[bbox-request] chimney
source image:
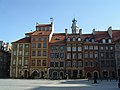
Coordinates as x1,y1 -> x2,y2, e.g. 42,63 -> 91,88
65,28 -> 68,35
79,29 -> 82,35
107,26 -> 112,38
92,28 -> 96,35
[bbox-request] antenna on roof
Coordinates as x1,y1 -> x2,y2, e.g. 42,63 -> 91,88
50,17 -> 53,24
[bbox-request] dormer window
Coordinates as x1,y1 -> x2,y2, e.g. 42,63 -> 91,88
67,38 -> 70,41
91,39 -> 94,42
108,39 -> 111,43
102,39 -> 106,43
78,37 -> 81,41
85,38 -> 89,42
73,37 -> 76,41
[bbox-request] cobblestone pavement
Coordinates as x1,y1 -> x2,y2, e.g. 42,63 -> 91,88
0,79 -> 119,90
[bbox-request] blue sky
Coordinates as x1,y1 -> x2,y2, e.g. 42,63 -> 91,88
0,0 -> 120,43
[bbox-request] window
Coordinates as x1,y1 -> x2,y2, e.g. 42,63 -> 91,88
95,62 -> 98,67
18,59 -> 22,65
101,53 -> 104,58
110,46 -> 113,50
38,43 -> 41,48
78,53 -> 82,59
73,37 -> 76,41
13,51 -> 16,55
25,44 -> 29,48
84,46 -> 88,50
43,51 -> 46,56
19,51 -> 22,55
32,43 -> 36,48
73,53 -> 77,59
32,60 -> 35,66
91,39 -> 94,42
67,53 -> 71,59
89,46 -> 93,50
85,62 -> 88,66
78,37 -> 81,41
32,38 -> 36,41
43,43 -> 47,48
85,38 -> 89,42
78,47 -> 82,51
78,61 -> 82,67
19,44 -> 23,48
67,47 -> 71,51
85,52 -> 88,58
50,62 -> 54,67
102,39 -> 106,43
55,62 -> 59,67
50,53 -> 54,58
66,61 -> 71,67
60,46 -> 64,50
43,60 -> 46,66
60,62 -> 64,67
32,51 -> 36,56
13,59 -> 16,65
25,51 -> 29,56
60,53 -> 64,58
90,62 -> 93,66
94,46 -> 98,50
105,46 -> 108,50
90,52 -> 93,58
38,38 -> 41,41
37,60 -> 41,66
72,47 -> 76,51
100,46 -> 103,50
13,44 -> 17,48
37,51 -> 41,56
67,44 -> 71,46
94,52 -> 98,59
55,46 -> 59,50
108,39 -> 111,43
72,61 -> 76,67
67,38 -> 70,41
55,53 -> 59,58
25,59 -> 28,65
44,38 -> 47,41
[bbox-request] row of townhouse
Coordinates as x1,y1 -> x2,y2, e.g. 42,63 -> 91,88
10,18 -> 120,79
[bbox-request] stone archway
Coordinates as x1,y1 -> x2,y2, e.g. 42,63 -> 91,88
93,71 -> 99,79
59,71 -> 64,79
86,72 -> 91,78
52,71 -> 58,79
103,71 -> 108,78
31,70 -> 39,78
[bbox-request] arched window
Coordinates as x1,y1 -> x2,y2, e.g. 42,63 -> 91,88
73,37 -> 76,41
78,37 -> 81,41
67,37 -> 70,41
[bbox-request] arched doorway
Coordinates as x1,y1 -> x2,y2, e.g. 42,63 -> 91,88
93,72 -> 98,79
103,71 -> 108,78
52,71 -> 58,79
86,72 -> 91,78
112,71 -> 115,78
24,70 -> 28,78
31,70 -> 39,78
59,71 -> 64,79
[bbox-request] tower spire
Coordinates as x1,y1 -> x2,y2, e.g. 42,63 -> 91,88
71,17 -> 79,34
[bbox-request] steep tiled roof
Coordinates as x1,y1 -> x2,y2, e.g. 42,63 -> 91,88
81,34 -> 94,40
95,31 -> 110,41
112,30 -> 120,41
32,30 -> 52,35
25,31 -> 34,35
12,37 -> 30,43
50,33 -> 65,43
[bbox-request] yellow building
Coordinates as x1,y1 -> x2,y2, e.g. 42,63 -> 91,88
10,38 -> 30,78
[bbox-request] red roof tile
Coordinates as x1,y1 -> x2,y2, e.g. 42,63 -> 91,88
50,33 -> 65,43
12,37 -> 30,43
112,30 -> 120,41
95,31 -> 110,41
32,30 -> 52,36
